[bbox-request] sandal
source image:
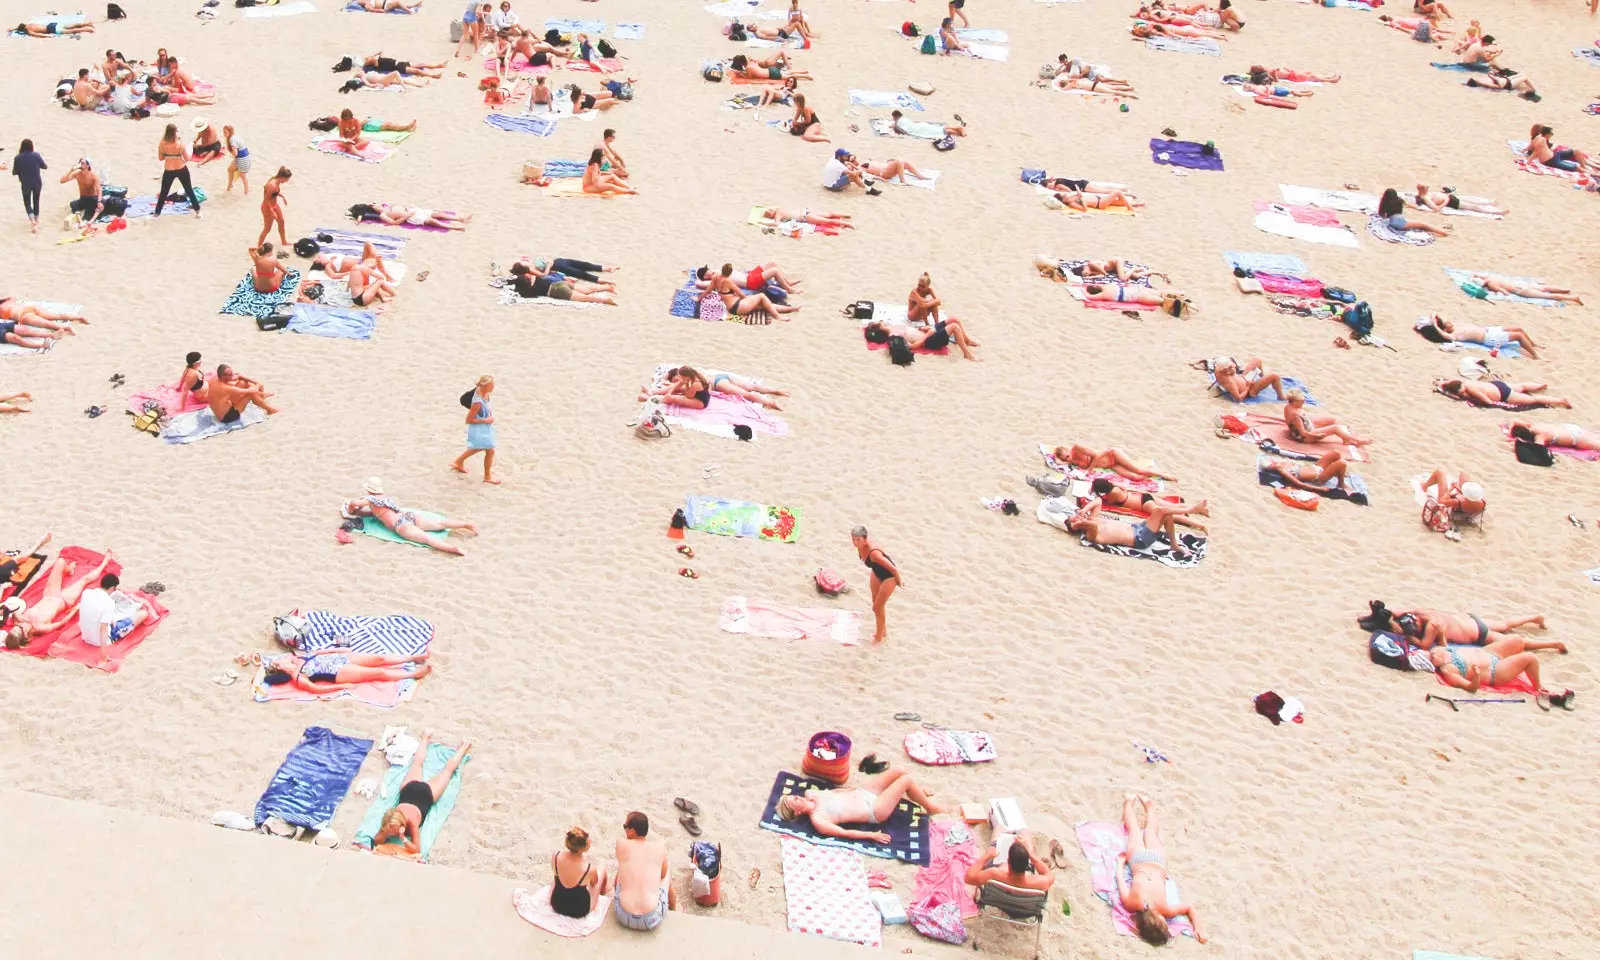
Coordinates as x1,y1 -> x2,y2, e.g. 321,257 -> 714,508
893,711 -> 922,722
677,544 -> 695,558
84,405 -> 104,418
335,529 -> 354,544
678,567 -> 698,579
211,670 -> 239,686
1333,337 -> 1351,350
679,813 -> 703,836
748,867 -> 761,888
415,270 -> 430,282
674,796 -> 701,816
1048,838 -> 1069,870
233,652 -> 255,667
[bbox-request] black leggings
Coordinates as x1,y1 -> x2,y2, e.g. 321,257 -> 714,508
19,183 -> 40,219
551,258 -> 603,283
154,167 -> 200,215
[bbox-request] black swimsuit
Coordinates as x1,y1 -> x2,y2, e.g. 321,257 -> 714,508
864,548 -> 897,582
396,779 -> 436,823
550,855 -> 594,918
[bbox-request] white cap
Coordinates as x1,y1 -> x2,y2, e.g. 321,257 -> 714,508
191,117 -> 209,130
1459,481 -> 1485,502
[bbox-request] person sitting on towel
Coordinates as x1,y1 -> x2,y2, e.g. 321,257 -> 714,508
614,811 -> 675,931
1054,443 -> 1175,481
208,363 -> 281,425
1068,497 -> 1208,558
1430,641 -> 1572,711
260,649 -> 432,693
1261,450 -> 1351,492
937,17 -> 968,55
1088,479 -> 1206,527
1391,609 -> 1556,651
1283,389 -> 1372,446
318,110 -> 417,156
2,550 -> 143,651
1419,468 -> 1487,523
1209,356 -> 1286,401
964,829 -> 1055,892
1418,314 -> 1537,357
70,69 -> 109,110
775,767 -> 946,844
369,731 -> 472,855
1116,794 -> 1209,944
248,243 -> 287,294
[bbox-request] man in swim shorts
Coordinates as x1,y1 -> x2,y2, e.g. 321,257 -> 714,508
208,363 -> 281,424
614,812 -> 674,931
1391,609 -> 1554,650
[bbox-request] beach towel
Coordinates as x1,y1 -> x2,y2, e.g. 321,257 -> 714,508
317,261 -> 407,309
658,394 -> 788,438
1254,211 -> 1359,247
2,546 -> 169,672
613,23 -> 645,40
1368,215 -> 1435,246
1444,268 -> 1566,307
1431,60 -> 1491,72
311,137 -> 395,163
0,300 -> 80,357
719,596 -> 862,644
287,304 -> 377,340
161,405 -> 268,444
1258,455 -> 1369,505
357,512 -> 453,549
1036,498 -> 1208,567
1076,821 -> 1196,940
531,177 -> 626,199
1224,251 -> 1306,275
848,89 -> 924,111
904,729 -> 996,765
542,160 -> 589,180
871,116 -> 947,139
545,17 -> 603,33
1500,423 -> 1600,461
512,886 -> 611,938
1038,443 -> 1165,493
1150,138 -> 1223,171
124,378 -> 209,418
782,837 -> 882,947
745,35 -> 803,48
1278,184 -> 1377,213
251,608 -> 433,707
684,496 -> 800,542
353,742 -> 469,861
882,170 -> 940,191
1233,413 -> 1371,462
912,820 -> 980,920
345,0 -> 415,11
220,269 -> 301,319
98,192 -> 200,221
1214,375 -> 1315,405
1252,272 -> 1324,297
245,1 -> 317,16
254,726 -> 373,829
1143,35 -> 1220,56
1506,140 -> 1592,184
483,113 -> 557,136
1575,48 -> 1600,66
1252,200 -> 1342,227
761,771 -> 930,864
309,227 -> 407,259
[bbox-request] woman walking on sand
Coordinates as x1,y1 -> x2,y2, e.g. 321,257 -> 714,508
258,167 -> 291,248
224,125 -> 251,194
12,138 -> 46,234
452,375 -> 501,484
153,124 -> 202,218
852,526 -> 901,643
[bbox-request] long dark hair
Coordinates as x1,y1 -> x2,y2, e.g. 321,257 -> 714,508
19,138 -> 33,153
1377,188 -> 1404,218
587,148 -> 605,166
1415,319 -> 1448,343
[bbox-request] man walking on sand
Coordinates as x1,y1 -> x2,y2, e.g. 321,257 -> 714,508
614,811 -> 674,931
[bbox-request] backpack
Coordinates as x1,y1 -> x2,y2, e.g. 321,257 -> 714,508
919,35 -> 937,55
1411,21 -> 1432,42
814,569 -> 849,597
901,21 -> 920,37
848,300 -> 874,320
293,237 -> 319,258
99,196 -> 128,218
1342,301 -> 1374,338
702,63 -> 724,83
273,614 -> 308,648
1368,631 -> 1420,671
887,336 -> 916,366
1322,286 -> 1357,304
933,135 -> 955,152
1514,440 -> 1554,467
597,39 -> 616,58
1020,168 -> 1046,184
544,28 -> 562,44
106,2 -> 127,18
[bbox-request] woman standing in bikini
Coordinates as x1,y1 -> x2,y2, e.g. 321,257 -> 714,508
153,124 -> 202,219
369,731 -> 473,856
1115,795 -> 1208,945
852,526 -> 900,643
258,167 -> 290,248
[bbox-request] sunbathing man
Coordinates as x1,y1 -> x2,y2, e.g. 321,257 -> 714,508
1419,468 -> 1486,524
369,731 -> 472,855
1083,283 -> 1168,306
362,53 -> 445,78
615,812 -> 675,932
345,479 -> 478,555
776,767 -> 945,843
260,649 -> 433,694
729,53 -> 813,82
1430,642 -> 1573,711
71,69 -> 109,109
1208,356 -> 1286,401
248,244 -> 287,294
15,20 -> 94,37
517,256 -> 618,287
1509,422 -> 1600,450
1468,272 -> 1583,304
734,261 -> 801,295
756,206 -> 854,230
965,830 -> 1056,892
1414,186 -> 1507,217
1116,795 -> 1209,945
209,364 -> 280,424
1088,478 -> 1205,527
1437,377 -> 1570,410
890,109 -> 966,138
864,315 -> 983,361
1055,443 -> 1174,481
1392,609 -> 1555,650
1069,498 -> 1208,558
2,551 -> 114,650
508,261 -> 618,305
1284,389 -> 1372,446
1262,450 -> 1351,492
698,264 -> 799,319
1526,125 -> 1599,173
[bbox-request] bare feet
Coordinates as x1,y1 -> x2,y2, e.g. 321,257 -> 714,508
483,477 -> 502,485
1193,499 -> 1212,518
451,463 -> 468,474
412,664 -> 434,679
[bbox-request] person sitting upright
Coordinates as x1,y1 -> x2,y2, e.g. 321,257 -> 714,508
550,826 -> 610,918
776,767 -> 946,843
1209,356 -> 1285,401
71,68 -> 109,109
965,830 -> 1056,892
1284,389 -> 1371,446
209,363 -> 281,424
614,812 -> 675,932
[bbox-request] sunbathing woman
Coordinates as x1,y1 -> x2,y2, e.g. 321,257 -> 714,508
1464,71 -> 1540,101
1509,422 -> 1600,450
1054,74 -> 1139,97
369,731 -> 472,856
639,366 -> 712,410
1285,389 -> 1371,446
261,650 -> 432,694
729,53 -> 813,82
14,20 -> 94,36
1210,356 -> 1285,400
698,264 -> 799,318
757,76 -> 799,110
776,766 -> 944,842
1089,478 -> 1206,528
1378,14 -> 1452,36
370,203 -> 471,231
359,0 -> 424,11
1438,378 -> 1570,409
348,260 -> 398,306
1116,795 -> 1209,945
0,391 -> 32,414
1054,443 -> 1175,481
361,69 -> 430,90
362,53 -> 445,78
742,21 -> 796,42
0,299 -> 87,327
1468,273 -> 1583,304
2,551 -> 115,650
1430,642 -> 1572,711
508,262 -> 618,304
1131,21 -> 1228,40
755,207 -> 854,230
1414,185 -> 1506,217
0,301 -> 82,343
707,369 -> 788,409
1263,450 -> 1351,492
1069,498 -> 1208,559
1378,188 -> 1449,237
789,93 -> 827,142
312,241 -> 393,283
1254,65 -> 1339,83
248,244 -> 287,294
1057,188 -> 1143,212
1083,283 -> 1167,306
582,149 -> 637,196
865,316 -> 982,361
345,481 -> 477,556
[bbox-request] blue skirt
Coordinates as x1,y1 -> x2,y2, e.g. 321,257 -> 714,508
466,423 -> 496,450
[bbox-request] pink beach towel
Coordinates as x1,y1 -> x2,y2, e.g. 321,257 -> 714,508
1252,200 -> 1342,227
566,57 -> 625,73
1500,424 -> 1600,461
1040,445 -> 1165,492
1255,273 -> 1326,297
1,546 -> 168,673
511,885 -> 611,938
482,54 -> 553,74
782,837 -> 883,948
1514,156 -> 1591,185
1075,821 -> 1196,940
666,395 -> 789,436
1082,294 -> 1156,313
1239,413 -> 1371,462
125,378 -> 209,417
312,138 -> 395,163
912,820 -> 980,919
718,596 -> 862,644
904,729 -> 997,765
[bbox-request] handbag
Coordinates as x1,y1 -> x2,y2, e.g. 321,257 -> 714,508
1161,293 -> 1193,318
847,300 -> 874,320
634,409 -> 671,440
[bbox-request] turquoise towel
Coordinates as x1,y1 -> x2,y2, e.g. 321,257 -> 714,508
354,743 -> 470,861
359,512 -> 448,548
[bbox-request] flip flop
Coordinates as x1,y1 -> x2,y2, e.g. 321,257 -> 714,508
415,270 -> 430,282
748,867 -> 761,888
674,796 -> 701,816
677,544 -> 695,558
335,529 -> 354,544
679,814 -> 703,836
1048,838 -> 1069,870
211,670 -> 238,686
893,711 -> 921,722
84,405 -> 104,418
678,567 -> 698,579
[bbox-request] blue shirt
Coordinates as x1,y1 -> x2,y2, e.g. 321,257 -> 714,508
11,151 -> 47,189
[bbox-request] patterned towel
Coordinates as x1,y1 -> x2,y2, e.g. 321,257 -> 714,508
1143,35 -> 1220,56
254,726 -> 373,829
1368,214 -> 1435,246
1035,498 -> 1208,568
310,137 -> 396,163
1506,140 -> 1591,184
250,609 -> 433,707
220,270 -> 301,318
512,886 -> 610,938
760,771 -> 931,864
904,729 -> 996,765
309,227 -> 408,259
484,114 -> 557,136
783,838 -> 882,947
1076,821 -> 1197,939
684,496 -> 800,541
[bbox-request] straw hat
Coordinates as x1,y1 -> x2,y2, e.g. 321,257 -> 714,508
191,116 -> 210,131
364,477 -> 384,496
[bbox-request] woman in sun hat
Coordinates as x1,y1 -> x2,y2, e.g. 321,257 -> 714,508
344,478 -> 478,555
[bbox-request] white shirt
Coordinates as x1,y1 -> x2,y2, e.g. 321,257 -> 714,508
490,8 -> 517,29
77,587 -> 116,646
821,157 -> 849,188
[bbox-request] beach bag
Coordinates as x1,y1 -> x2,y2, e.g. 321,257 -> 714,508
1039,63 -> 1057,80
802,731 -> 852,784
907,896 -> 968,946
1020,168 -> 1046,184
1322,286 -> 1357,303
273,614 -> 308,648
293,237 -> 319,258
131,399 -> 166,435
1342,301 -> 1374,338
257,308 -> 291,332
459,389 -> 477,409
1161,293 -> 1193,318
301,282 -> 324,303
728,21 -> 747,41
1368,632 -> 1416,671
1514,440 -> 1554,467
101,185 -> 128,199
887,336 -> 916,365
848,300 -> 874,320
1421,497 -> 1453,532
669,287 -> 699,318
933,135 -> 956,152
544,28 -> 562,44
1460,280 -> 1489,299
634,409 -> 671,440
919,35 -> 937,55
814,568 -> 848,597
698,292 -> 727,322
519,160 -> 542,183
901,21 -> 920,37
449,19 -> 463,42
611,81 -> 635,101
702,63 -> 724,82
107,3 -> 127,19
235,0 -> 257,6
99,197 -> 128,217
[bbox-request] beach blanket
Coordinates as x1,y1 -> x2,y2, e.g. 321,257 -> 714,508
760,771 -> 930,864
1036,498 -> 1208,567
97,192 -> 201,221
1431,60 -> 1491,72
545,17 -> 603,33
1143,35 -> 1220,56
1150,138 -> 1223,171
254,726 -> 373,829
0,300 -> 77,357
484,113 -> 557,137
251,609 -> 433,707
1500,423 -> 1600,461
1224,251 -> 1306,275
870,116 -> 947,139
541,158 -> 588,179
1575,48 -> 1600,66
782,837 -> 882,947
345,0 -> 415,11
1038,443 -> 1164,493
1444,268 -> 1566,307
1252,200 -> 1341,227
913,821 -> 980,920
529,177 -> 627,199
358,512 -> 452,549
354,742 -> 468,861
311,137 -> 395,163
1254,211 -> 1358,247
1232,413 -> 1370,462
1,546 -> 169,671
719,596 -> 861,644
919,33 -> 1009,60
1279,184 -> 1376,213
220,269 -> 301,319
1252,272 -> 1324,297
1258,456 -> 1369,505
656,394 -> 788,439
1368,215 -> 1435,246
245,1 -> 318,15
317,261 -> 407,309
1214,375 -> 1315,405
287,304 -> 377,339
848,89 -> 923,111
512,886 -> 611,938
1076,821 -> 1196,940
125,379 -> 209,418
684,496 -> 799,542
161,405 -> 268,444
904,729 -> 996,765
614,23 -> 645,40
309,227 -> 407,259
1506,140 -> 1591,184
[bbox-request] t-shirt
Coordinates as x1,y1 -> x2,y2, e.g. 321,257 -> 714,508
489,9 -> 517,29
77,587 -> 116,646
820,157 -> 849,188
11,151 -> 47,189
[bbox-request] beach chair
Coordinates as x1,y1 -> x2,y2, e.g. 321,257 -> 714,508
974,880 -> 1048,958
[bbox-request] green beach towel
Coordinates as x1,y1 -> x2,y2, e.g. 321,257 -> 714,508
359,512 -> 448,548
354,743 -> 470,861
684,496 -> 800,542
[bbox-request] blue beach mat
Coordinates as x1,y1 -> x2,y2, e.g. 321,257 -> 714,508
254,726 -> 373,829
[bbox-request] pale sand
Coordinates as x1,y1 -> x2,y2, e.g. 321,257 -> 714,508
0,0 -> 1597,958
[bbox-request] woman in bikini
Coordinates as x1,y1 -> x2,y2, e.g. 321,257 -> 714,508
1509,422 -> 1600,451
224,125 -> 251,194
1055,443 -> 1175,481
1082,283 -> 1167,306
0,391 -> 32,414
789,93 -> 828,142
310,242 -> 393,284
1057,188 -> 1143,212
1468,272 -> 1583,304
1284,389 -> 1372,445
1430,642 -> 1572,711
757,76 -> 800,110
1437,378 -> 1570,409
1088,478 -> 1207,528
345,480 -> 477,556
3,551 -> 120,650
370,203 -> 472,231
787,0 -> 815,42
1377,188 -> 1449,237
1115,795 -> 1209,945
0,300 -> 83,346
257,168 -> 290,248
775,766 -> 944,842
178,351 -> 209,402
638,366 -> 713,410
1262,450 -> 1352,492
259,650 -> 432,694
697,264 -> 799,319
852,526 -> 900,643
755,207 -> 854,229
1053,74 -> 1140,97
348,260 -> 398,306
153,124 -> 202,219
1130,21 -> 1227,40
248,244 -> 287,294
582,149 -> 637,196
368,731 -> 473,856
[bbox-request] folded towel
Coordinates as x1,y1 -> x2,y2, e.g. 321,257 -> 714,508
513,886 -> 612,938
311,137 -> 395,163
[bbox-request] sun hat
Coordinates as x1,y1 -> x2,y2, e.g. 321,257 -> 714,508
364,477 -> 384,495
191,116 -> 209,130
1459,481 -> 1485,502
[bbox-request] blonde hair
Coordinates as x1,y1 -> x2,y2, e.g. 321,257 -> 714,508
564,826 -> 590,852
476,375 -> 493,388
380,808 -> 407,837
776,795 -> 803,820
1134,906 -> 1170,946
1284,388 -> 1305,404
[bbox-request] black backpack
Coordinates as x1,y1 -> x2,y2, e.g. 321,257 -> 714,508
293,237 -> 319,258
107,2 -> 127,18
544,28 -> 562,44
1514,440 -> 1554,467
597,39 -> 616,58
887,336 -> 915,366
99,196 -> 128,217
1341,301 -> 1374,338
1368,631 -> 1417,671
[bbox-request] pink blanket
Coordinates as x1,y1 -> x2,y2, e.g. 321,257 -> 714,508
1252,200 -> 1342,227
782,837 -> 882,947
1514,156 -> 1590,184
1075,821 -> 1196,940
665,394 -> 788,436
313,138 -> 394,163
1083,295 -> 1156,313
1,546 -> 169,673
912,820 -> 980,919
1500,424 -> 1600,460
125,378 -> 209,417
718,596 -> 862,644
1255,273 -> 1325,297
512,885 -> 610,938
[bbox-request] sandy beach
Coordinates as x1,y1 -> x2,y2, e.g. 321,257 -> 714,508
1,0 -> 1597,957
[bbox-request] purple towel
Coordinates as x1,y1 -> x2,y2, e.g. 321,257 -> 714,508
1149,138 -> 1224,171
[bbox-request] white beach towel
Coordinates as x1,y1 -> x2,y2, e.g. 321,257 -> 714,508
1279,184 -> 1378,213
1253,211 -> 1359,248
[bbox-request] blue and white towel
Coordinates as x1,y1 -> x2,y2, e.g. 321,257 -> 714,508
1367,214 -> 1435,246
309,227 -> 407,259
1444,267 -> 1566,308
484,113 -> 557,136
288,304 -> 377,340
848,89 -> 923,111
161,405 -> 269,445
298,609 -> 435,658
614,23 -> 646,40
344,0 -> 415,11
1224,251 -> 1307,275
254,726 -> 373,829
546,17 -> 603,34
1573,47 -> 1600,66
539,158 -> 588,179
955,28 -> 1009,43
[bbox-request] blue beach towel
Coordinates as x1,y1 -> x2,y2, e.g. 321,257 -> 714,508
254,726 -> 373,829
614,23 -> 645,40
1216,375 -> 1316,405
354,742 -> 470,861
1224,251 -> 1307,275
540,159 -> 587,179
288,304 -> 376,340
309,227 -> 407,259
1444,268 -> 1567,308
161,405 -> 269,444
546,17 -> 603,34
484,114 -> 557,136
345,0 -> 415,11
1573,48 -> 1600,66
758,771 -> 930,864
1431,61 -> 1491,72
954,27 -> 1009,42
